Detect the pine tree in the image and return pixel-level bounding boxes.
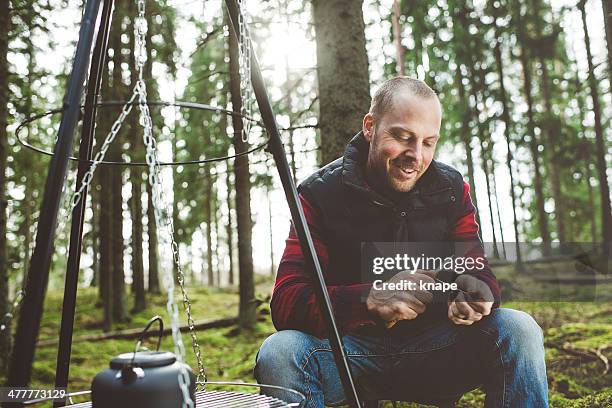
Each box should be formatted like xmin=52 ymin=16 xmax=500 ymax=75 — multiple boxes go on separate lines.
xmin=489 ymin=0 xmax=523 ymax=265
xmin=128 ymin=0 xmax=145 ymax=312
xmin=312 ymin=0 xmax=371 ymax=164
xmin=512 ymin=0 xmax=552 ymax=253
xmin=228 ymin=11 xmax=256 ymax=328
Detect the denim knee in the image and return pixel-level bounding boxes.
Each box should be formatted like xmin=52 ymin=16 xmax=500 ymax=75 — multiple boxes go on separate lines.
xmin=255 ymin=330 xmax=321 ymax=381
xmin=482 ymin=308 xmax=544 ymax=352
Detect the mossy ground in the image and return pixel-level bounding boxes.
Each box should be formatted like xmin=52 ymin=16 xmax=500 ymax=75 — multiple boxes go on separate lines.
xmin=1 ymin=276 xmax=610 ymax=407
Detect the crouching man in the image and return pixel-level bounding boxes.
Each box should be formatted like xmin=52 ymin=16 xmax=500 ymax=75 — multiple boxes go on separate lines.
xmin=255 ymin=77 xmax=548 ymax=407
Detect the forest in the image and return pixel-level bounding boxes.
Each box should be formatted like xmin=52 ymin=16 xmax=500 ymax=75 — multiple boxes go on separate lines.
xmin=0 ymin=0 xmax=611 ymax=406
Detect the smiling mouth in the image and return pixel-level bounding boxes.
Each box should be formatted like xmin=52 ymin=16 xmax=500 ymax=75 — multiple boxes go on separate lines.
xmin=393 ymin=162 xmax=418 ymax=179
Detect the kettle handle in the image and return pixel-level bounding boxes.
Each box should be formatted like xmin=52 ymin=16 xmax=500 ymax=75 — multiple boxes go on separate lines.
xmin=130 ymin=315 xmax=164 ymax=366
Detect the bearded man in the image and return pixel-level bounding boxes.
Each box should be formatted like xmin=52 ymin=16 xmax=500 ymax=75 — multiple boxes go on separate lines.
xmin=254 ymin=77 xmax=548 ymax=408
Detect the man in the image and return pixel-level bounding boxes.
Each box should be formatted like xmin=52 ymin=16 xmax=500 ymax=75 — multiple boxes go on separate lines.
xmin=255 ymin=77 xmax=548 ymax=407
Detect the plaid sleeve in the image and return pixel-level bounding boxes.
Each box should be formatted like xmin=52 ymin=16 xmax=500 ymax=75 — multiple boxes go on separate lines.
xmin=270 ymin=193 xmax=375 ymax=338
xmin=451 ymin=181 xmax=501 ymax=305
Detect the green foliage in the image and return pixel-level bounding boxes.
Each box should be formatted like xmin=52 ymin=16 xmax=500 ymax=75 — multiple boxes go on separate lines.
xmin=550 ymin=389 xmax=612 ymax=408
xmin=2 ymin=284 xmax=610 ymax=407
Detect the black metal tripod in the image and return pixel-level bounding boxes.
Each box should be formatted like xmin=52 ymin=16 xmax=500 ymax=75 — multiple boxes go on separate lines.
xmin=6 ymin=1 xmax=362 ymax=407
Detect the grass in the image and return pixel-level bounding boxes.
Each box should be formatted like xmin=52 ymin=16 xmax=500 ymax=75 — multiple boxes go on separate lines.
xmin=1 ymin=276 xmax=611 ymax=407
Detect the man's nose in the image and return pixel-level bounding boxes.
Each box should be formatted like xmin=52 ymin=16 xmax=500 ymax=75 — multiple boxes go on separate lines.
xmin=404 ymin=140 xmax=423 ymax=160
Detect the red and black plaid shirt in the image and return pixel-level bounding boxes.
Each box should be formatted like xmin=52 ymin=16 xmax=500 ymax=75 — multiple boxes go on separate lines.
xmin=270 ymin=181 xmax=500 ymax=338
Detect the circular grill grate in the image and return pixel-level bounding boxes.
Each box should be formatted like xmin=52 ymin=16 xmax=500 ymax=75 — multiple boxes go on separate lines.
xmin=62 ymin=390 xmax=298 ymax=407
xmin=24 ymin=382 xmax=303 ymax=407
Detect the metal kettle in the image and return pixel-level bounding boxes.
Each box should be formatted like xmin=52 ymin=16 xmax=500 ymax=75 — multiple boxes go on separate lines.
xmin=91 ymin=316 xmax=196 ymax=407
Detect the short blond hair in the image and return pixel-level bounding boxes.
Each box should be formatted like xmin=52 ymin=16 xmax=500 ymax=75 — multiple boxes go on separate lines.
xmin=369 ymin=76 xmax=438 ymax=120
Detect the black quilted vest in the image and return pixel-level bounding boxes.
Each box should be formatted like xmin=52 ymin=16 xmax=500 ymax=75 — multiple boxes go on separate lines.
xmin=298 ymin=133 xmax=467 ymax=332
xmin=299 ymin=132 xmax=466 ymax=282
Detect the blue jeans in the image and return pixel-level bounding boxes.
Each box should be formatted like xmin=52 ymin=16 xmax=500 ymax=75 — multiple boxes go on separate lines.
xmin=254 ymin=308 xmax=548 ymax=407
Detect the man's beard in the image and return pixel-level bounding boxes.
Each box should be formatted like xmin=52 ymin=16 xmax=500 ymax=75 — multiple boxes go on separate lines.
xmin=385 ymin=156 xmax=422 ymax=192
xmin=367 ymin=153 xmax=422 ymax=194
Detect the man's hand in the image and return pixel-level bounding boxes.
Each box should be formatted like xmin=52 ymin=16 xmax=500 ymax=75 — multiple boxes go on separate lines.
xmin=448 ymin=274 xmax=494 ymax=325
xmin=367 ymin=270 xmax=435 ymax=328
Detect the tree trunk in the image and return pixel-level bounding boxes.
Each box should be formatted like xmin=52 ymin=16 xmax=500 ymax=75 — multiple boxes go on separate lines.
xmin=284 ymin=59 xmax=297 ymax=180
xmin=574 ymin=71 xmax=598 ymax=246
xmin=409 ymin=2 xmax=425 ymax=78
xmin=99 ymin=167 xmax=113 ymax=331
xmin=0 ymin=0 xmax=10 ymax=375
xmin=539 ymin=59 xmax=566 ymax=243
xmin=212 ymin=172 xmax=221 ymax=287
xmin=129 ymin=0 xmax=145 ymax=312
xmin=392 ymin=0 xmax=405 ymax=75
xmin=23 ymin=179 xmax=31 ymax=278
xmin=37 ymin=317 xmax=239 ymax=347
xmin=267 ymin=185 xmax=275 ymax=276
xmin=491 ymin=6 xmax=522 ymax=265
xmin=454 ymin=68 xmax=481 ymax=238
xmin=212 ymin=175 xmax=222 ymax=287
xmin=143 ymin=8 xmax=161 ymax=294
xmin=225 ymin=166 xmax=234 ymax=286
xmin=451 ymin=4 xmax=482 ymax=238
xmin=229 ymin=21 xmax=256 ymax=328
xmin=147 ymin=182 xmax=160 ymax=293
xmin=98 ymin=27 xmax=115 ymax=330
xmin=130 ymin=135 xmax=146 ymax=311
xmin=91 ymin=188 xmax=99 ymax=288
xmin=471 ymin=40 xmax=505 ymax=257
xmin=171 ymin=124 xmax=180 ymax=286
xmin=111 ymin=162 xmax=127 ymax=321
xmin=468 ymin=68 xmax=499 ymax=257
xmin=22 ymin=28 xmax=35 ymax=283
xmin=109 ymin=4 xmax=127 ymax=322
xmin=204 ymin=164 xmax=214 ymax=286
xmin=579 ymin=0 xmax=612 ymax=251
xmin=513 ymin=4 xmax=551 ymax=254
xmin=279 ymin=0 xmax=298 ymax=180
xmin=531 ymin=0 xmax=566 ymax=243
xmin=129 ymin=138 xmax=146 ymax=311
xmin=490 ymin=163 xmax=507 ymax=259
xmin=479 ymin=137 xmax=500 ymax=258
xmin=312 ymin=0 xmax=371 ymax=164
xmin=94 ymin=176 xmax=103 ymax=299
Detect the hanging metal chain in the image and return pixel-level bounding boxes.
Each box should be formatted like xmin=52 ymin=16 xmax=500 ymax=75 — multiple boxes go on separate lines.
xmin=68 ymin=0 xmax=207 ymax=401
xmin=237 ymin=0 xmax=253 ymax=142
xmin=71 ymin=90 xmax=139 ymax=208
xmin=135 ymin=0 xmax=206 ymax=400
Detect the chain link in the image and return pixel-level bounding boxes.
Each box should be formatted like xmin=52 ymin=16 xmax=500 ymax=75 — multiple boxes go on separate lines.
xmin=135 ymin=0 xmax=205 ymax=403
xmin=72 ymin=90 xmax=138 ymax=208
xmin=237 ymin=0 xmax=253 ymax=143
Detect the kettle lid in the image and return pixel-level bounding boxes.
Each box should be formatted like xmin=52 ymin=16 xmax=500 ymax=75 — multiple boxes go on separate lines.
xmin=110 ymin=351 xmax=177 ymax=369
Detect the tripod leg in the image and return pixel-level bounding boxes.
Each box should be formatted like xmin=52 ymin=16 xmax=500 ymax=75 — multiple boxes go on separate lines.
xmin=6 ymin=0 xmax=104 ymax=391
xmin=54 ymin=0 xmax=115 ymax=404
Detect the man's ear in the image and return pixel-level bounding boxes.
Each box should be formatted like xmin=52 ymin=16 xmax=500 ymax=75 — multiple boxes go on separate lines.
xmin=363 ymin=113 xmax=374 ymax=142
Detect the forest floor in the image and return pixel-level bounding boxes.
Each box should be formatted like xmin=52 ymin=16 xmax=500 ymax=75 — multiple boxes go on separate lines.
xmin=1 ymin=267 xmax=611 ymax=407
